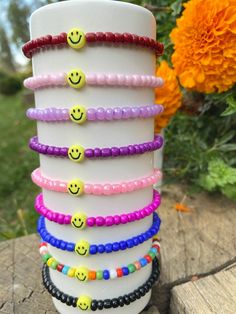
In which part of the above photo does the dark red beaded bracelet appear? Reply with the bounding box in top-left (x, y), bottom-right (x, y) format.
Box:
top-left (22, 28), bottom-right (164, 58)
top-left (29, 135), bottom-right (163, 163)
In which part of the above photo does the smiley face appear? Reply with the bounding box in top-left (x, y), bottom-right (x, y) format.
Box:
top-left (67, 28), bottom-right (86, 49)
top-left (69, 105), bottom-right (87, 124)
top-left (67, 179), bottom-right (84, 196)
top-left (75, 267), bottom-right (89, 282)
top-left (67, 69), bottom-right (86, 89)
top-left (75, 240), bottom-right (90, 256)
top-left (71, 213), bottom-right (87, 229)
top-left (68, 145), bottom-right (85, 163)
top-left (77, 295), bottom-right (91, 311)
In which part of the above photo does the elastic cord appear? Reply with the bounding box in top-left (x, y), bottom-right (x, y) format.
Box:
top-left (35, 190), bottom-right (161, 228)
top-left (42, 257), bottom-right (160, 310)
top-left (37, 212), bottom-right (161, 255)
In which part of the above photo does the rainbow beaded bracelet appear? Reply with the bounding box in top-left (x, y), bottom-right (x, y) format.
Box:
top-left (35, 190), bottom-right (161, 228)
top-left (37, 212), bottom-right (161, 256)
top-left (26, 104), bottom-right (163, 123)
top-left (31, 168), bottom-right (162, 196)
top-left (22, 28), bottom-right (164, 58)
top-left (23, 70), bottom-right (163, 90)
top-left (40, 239), bottom-right (160, 281)
top-left (42, 257), bottom-right (160, 311)
top-left (29, 135), bottom-right (163, 162)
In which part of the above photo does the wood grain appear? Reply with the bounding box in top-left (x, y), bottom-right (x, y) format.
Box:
top-left (170, 263), bottom-right (236, 314)
top-left (151, 185), bottom-right (236, 313)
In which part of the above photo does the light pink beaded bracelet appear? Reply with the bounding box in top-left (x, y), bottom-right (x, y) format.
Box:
top-left (23, 69), bottom-right (164, 90)
top-left (35, 190), bottom-right (161, 228)
top-left (31, 168), bottom-right (162, 196)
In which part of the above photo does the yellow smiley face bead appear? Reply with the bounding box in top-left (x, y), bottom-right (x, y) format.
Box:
top-left (75, 240), bottom-right (90, 257)
top-left (71, 212), bottom-right (87, 229)
top-left (77, 295), bottom-right (92, 311)
top-left (67, 179), bottom-right (84, 196)
top-left (67, 28), bottom-right (86, 49)
top-left (69, 105), bottom-right (87, 124)
top-left (67, 69), bottom-right (86, 89)
top-left (75, 267), bottom-right (89, 282)
top-left (68, 145), bottom-right (85, 163)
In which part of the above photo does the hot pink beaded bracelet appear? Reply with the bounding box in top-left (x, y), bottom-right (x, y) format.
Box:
top-left (31, 168), bottom-right (162, 196)
top-left (29, 135), bottom-right (163, 162)
top-left (26, 104), bottom-right (164, 123)
top-left (22, 29), bottom-right (164, 58)
top-left (23, 70), bottom-right (164, 90)
top-left (35, 190), bottom-right (161, 228)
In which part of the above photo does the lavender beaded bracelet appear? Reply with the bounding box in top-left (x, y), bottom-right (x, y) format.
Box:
top-left (29, 135), bottom-right (163, 162)
top-left (35, 190), bottom-right (161, 229)
top-left (26, 104), bottom-right (163, 124)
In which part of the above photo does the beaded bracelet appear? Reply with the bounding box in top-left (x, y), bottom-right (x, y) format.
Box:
top-left (42, 257), bottom-right (160, 311)
top-left (23, 70), bottom-right (163, 90)
top-left (35, 190), bottom-right (161, 229)
top-left (29, 135), bottom-right (163, 162)
top-left (26, 104), bottom-right (163, 124)
top-left (31, 168), bottom-right (162, 196)
top-left (37, 212), bottom-right (161, 256)
top-left (22, 29), bottom-right (164, 58)
top-left (39, 239), bottom-right (160, 281)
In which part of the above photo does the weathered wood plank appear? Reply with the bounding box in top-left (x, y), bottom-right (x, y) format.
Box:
top-left (0, 240), bottom-right (14, 313)
top-left (0, 234), bottom-right (58, 314)
top-left (170, 263), bottom-right (236, 314)
top-left (151, 184), bottom-right (236, 313)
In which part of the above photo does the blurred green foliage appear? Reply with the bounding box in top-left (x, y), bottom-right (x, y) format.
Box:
top-left (0, 70), bottom-right (22, 95)
top-left (0, 92), bottom-right (39, 240)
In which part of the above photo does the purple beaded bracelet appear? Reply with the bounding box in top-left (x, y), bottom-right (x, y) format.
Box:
top-left (35, 190), bottom-right (160, 229)
top-left (29, 135), bottom-right (163, 162)
top-left (26, 104), bottom-right (163, 124)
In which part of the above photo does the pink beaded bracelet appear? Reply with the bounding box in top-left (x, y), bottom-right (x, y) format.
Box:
top-left (23, 70), bottom-right (164, 90)
top-left (22, 29), bottom-right (164, 58)
top-left (26, 104), bottom-right (164, 123)
top-left (31, 168), bottom-right (162, 196)
top-left (29, 135), bottom-right (163, 162)
top-left (35, 190), bottom-right (161, 228)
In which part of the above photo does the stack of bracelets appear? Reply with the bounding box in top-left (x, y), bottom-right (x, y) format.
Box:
top-left (23, 25), bottom-right (164, 312)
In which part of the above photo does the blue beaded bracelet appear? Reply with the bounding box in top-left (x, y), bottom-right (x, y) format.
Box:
top-left (37, 212), bottom-right (161, 257)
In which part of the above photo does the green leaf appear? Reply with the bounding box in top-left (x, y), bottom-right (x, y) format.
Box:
top-left (221, 94), bottom-right (236, 116)
top-left (198, 174), bottom-right (216, 191)
top-left (170, 0), bottom-right (183, 16)
top-left (221, 184), bottom-right (236, 201)
top-left (218, 144), bottom-right (236, 152)
top-left (216, 131), bottom-right (235, 146)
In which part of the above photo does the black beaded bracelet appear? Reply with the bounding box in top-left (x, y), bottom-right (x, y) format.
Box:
top-left (42, 257), bottom-right (160, 311)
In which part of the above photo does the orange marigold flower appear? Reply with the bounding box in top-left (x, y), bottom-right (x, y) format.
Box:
top-left (170, 0), bottom-right (236, 93)
top-left (154, 61), bottom-right (182, 134)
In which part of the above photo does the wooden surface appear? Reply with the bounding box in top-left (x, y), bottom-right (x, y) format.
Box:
top-left (170, 263), bottom-right (236, 314)
top-left (0, 184), bottom-right (236, 314)
top-left (151, 185), bottom-right (236, 313)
